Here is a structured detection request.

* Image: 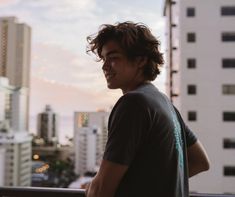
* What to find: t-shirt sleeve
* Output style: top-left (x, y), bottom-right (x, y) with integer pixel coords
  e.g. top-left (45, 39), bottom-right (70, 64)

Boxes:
top-left (174, 106), bottom-right (197, 147)
top-left (103, 94), bottom-right (151, 166)
top-left (184, 124), bottom-right (197, 147)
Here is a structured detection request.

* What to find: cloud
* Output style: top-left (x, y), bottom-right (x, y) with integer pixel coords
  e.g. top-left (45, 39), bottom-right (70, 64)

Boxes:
top-left (16, 0), bottom-right (97, 22)
top-left (32, 42), bottom-right (105, 91)
top-left (30, 75), bottom-right (121, 117)
top-left (0, 0), bottom-right (19, 6)
top-left (21, 0), bottom-right (96, 10)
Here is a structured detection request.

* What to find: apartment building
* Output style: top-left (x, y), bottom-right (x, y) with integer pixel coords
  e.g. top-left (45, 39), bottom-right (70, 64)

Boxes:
top-left (0, 16), bottom-right (31, 88)
top-left (0, 16), bottom-right (31, 130)
top-left (0, 16), bottom-right (32, 186)
top-left (164, 0), bottom-right (235, 193)
top-left (0, 77), bottom-right (32, 186)
top-left (74, 111), bottom-right (109, 175)
top-left (0, 132), bottom-right (32, 186)
top-left (0, 148), bottom-right (5, 186)
top-left (74, 127), bottom-right (102, 175)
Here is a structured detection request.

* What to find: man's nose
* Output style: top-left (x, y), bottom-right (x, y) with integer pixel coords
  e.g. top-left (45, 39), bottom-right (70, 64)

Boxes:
top-left (102, 59), bottom-right (110, 71)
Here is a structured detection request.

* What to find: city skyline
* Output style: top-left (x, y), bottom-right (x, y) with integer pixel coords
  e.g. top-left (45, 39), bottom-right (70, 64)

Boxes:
top-left (0, 0), bottom-right (166, 120)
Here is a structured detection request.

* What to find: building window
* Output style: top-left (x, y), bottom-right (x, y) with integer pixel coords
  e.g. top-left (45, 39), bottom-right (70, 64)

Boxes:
top-left (221, 6), bottom-right (235, 16)
top-left (223, 112), bottom-right (235, 121)
top-left (223, 84), bottom-right (235, 94)
top-left (224, 138), bottom-right (235, 149)
top-left (222, 32), bottom-right (235, 42)
top-left (223, 58), bottom-right (235, 68)
top-left (188, 111), bottom-right (197, 121)
top-left (188, 85), bottom-right (197, 95)
top-left (224, 166), bottom-right (235, 176)
top-left (187, 7), bottom-right (195, 17)
top-left (187, 33), bottom-right (196, 42)
top-left (187, 58), bottom-right (196, 68)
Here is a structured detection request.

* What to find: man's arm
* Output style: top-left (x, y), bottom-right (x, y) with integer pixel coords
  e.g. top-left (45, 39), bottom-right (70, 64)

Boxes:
top-left (86, 159), bottom-right (128, 197)
top-left (187, 140), bottom-right (210, 177)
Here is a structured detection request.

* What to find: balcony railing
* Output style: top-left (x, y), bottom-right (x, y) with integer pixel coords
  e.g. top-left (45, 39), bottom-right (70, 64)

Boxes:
top-left (0, 187), bottom-right (235, 197)
top-left (0, 187), bottom-right (85, 197)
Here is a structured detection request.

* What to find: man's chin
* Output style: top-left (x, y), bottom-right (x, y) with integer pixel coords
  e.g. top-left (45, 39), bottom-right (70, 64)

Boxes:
top-left (107, 84), bottom-right (118, 90)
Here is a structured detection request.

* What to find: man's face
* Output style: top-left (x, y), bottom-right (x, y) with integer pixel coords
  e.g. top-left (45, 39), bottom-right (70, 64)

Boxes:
top-left (101, 40), bottom-right (143, 94)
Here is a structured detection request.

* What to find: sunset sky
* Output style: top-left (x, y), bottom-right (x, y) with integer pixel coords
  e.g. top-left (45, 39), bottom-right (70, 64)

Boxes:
top-left (0, 0), bottom-right (166, 139)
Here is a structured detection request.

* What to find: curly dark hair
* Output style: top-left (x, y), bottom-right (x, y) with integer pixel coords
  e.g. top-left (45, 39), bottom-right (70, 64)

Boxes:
top-left (87, 21), bottom-right (164, 81)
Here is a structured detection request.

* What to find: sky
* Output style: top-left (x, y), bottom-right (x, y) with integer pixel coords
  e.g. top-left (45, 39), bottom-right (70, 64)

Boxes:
top-left (0, 0), bottom-right (166, 138)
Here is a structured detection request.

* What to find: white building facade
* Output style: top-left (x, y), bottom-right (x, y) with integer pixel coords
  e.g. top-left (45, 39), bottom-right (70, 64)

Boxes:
top-left (74, 111), bottom-right (109, 175)
top-left (0, 77), bottom-right (32, 186)
top-left (164, 0), bottom-right (235, 194)
top-left (74, 127), bottom-right (102, 175)
top-left (0, 132), bottom-right (32, 186)
top-left (0, 148), bottom-right (5, 186)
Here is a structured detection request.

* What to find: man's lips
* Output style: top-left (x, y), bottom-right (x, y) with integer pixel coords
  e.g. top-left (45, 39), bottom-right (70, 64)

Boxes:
top-left (104, 72), bottom-right (115, 80)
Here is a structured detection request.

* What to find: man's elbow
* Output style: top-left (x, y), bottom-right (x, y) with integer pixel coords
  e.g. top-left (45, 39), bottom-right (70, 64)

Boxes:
top-left (197, 156), bottom-right (210, 173)
top-left (202, 158), bottom-right (210, 172)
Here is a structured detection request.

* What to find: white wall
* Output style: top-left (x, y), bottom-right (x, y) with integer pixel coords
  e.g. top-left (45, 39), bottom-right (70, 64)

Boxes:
top-left (0, 148), bottom-right (5, 186)
top-left (165, 0), bottom-right (235, 193)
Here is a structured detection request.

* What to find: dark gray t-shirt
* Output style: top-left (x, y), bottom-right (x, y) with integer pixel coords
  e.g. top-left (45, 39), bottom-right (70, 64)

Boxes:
top-left (103, 83), bottom-right (197, 197)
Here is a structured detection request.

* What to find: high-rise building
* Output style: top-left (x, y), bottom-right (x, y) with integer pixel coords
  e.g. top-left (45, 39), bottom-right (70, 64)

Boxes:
top-left (0, 16), bottom-right (31, 88)
top-left (37, 105), bottom-right (58, 145)
top-left (0, 77), bottom-right (32, 186)
top-left (0, 148), bottom-right (5, 186)
top-left (0, 132), bottom-right (32, 186)
top-left (74, 127), bottom-right (102, 175)
top-left (0, 16), bottom-right (31, 130)
top-left (75, 111), bottom-right (109, 152)
top-left (74, 111), bottom-right (109, 175)
top-left (0, 77), bottom-right (28, 132)
top-left (0, 77), bottom-right (10, 132)
top-left (0, 16), bottom-right (32, 186)
top-left (164, 0), bottom-right (235, 193)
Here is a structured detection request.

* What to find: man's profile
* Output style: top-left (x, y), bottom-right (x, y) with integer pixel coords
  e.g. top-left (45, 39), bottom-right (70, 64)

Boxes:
top-left (85, 21), bottom-right (210, 197)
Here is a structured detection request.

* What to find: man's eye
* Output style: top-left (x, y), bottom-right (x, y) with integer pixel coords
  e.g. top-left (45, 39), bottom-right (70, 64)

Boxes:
top-left (109, 56), bottom-right (119, 60)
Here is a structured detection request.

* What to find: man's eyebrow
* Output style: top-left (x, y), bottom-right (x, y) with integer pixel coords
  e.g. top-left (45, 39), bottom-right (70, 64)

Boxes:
top-left (101, 50), bottom-right (120, 58)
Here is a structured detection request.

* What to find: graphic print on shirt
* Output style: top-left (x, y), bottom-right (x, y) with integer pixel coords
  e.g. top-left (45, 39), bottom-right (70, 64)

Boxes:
top-left (169, 105), bottom-right (184, 169)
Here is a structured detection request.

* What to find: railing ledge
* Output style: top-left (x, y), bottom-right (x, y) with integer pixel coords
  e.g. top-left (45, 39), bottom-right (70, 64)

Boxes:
top-left (0, 186), bottom-right (85, 197)
top-left (1, 186), bottom-right (235, 197)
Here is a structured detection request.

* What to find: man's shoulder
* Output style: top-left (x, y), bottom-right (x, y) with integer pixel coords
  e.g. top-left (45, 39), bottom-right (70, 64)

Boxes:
top-left (113, 93), bottom-right (145, 113)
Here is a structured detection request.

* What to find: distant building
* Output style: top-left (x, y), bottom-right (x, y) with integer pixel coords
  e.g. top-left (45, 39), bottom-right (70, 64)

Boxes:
top-left (0, 16), bottom-right (31, 130)
top-left (0, 77), bottom-right (10, 132)
top-left (74, 111), bottom-right (109, 175)
top-left (164, 0), bottom-right (235, 193)
top-left (0, 77), bottom-right (32, 186)
top-left (37, 105), bottom-right (58, 145)
top-left (0, 132), bottom-right (32, 186)
top-left (0, 148), bottom-right (5, 186)
top-left (0, 77), bottom-right (28, 132)
top-left (75, 111), bottom-right (109, 152)
top-left (74, 127), bottom-right (102, 175)
top-left (0, 17), bottom-right (32, 187)
top-left (0, 16), bottom-right (31, 88)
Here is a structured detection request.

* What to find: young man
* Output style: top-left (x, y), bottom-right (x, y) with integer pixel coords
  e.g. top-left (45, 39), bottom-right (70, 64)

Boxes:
top-left (86, 22), bottom-right (210, 197)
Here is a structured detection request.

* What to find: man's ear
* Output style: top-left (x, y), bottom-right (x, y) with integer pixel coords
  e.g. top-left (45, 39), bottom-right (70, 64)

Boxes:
top-left (136, 56), bottom-right (147, 68)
